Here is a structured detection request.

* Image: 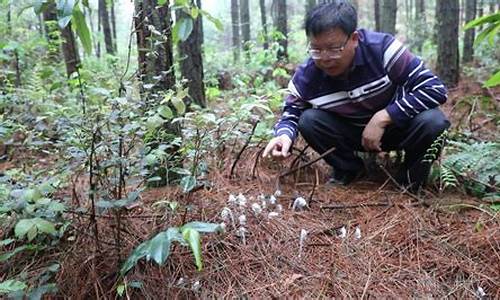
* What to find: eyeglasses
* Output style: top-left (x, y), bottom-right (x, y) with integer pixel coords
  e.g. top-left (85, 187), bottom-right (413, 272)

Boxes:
top-left (307, 35), bottom-right (351, 60)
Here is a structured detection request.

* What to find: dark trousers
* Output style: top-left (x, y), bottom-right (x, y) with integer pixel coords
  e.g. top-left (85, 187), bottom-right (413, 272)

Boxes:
top-left (298, 108), bottom-right (450, 188)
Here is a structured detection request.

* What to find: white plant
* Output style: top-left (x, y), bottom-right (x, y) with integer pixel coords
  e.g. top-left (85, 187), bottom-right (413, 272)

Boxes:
top-left (276, 204), bottom-right (283, 212)
top-left (269, 195), bottom-right (277, 205)
top-left (237, 193), bottom-right (247, 207)
top-left (274, 189), bottom-right (282, 197)
top-left (354, 226), bottom-right (361, 239)
top-left (338, 226), bottom-right (347, 239)
top-left (268, 212), bottom-right (279, 219)
top-left (292, 197), bottom-right (307, 211)
top-left (298, 229), bottom-right (308, 258)
top-left (238, 214), bottom-right (247, 226)
top-left (251, 203), bottom-right (262, 215)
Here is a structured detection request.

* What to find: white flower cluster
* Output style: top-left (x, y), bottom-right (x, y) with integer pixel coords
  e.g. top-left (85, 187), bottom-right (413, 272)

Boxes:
top-left (221, 191), bottom-right (285, 244)
top-left (337, 226), bottom-right (362, 240)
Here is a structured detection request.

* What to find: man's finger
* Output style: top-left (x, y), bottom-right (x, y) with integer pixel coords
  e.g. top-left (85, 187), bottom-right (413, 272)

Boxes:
top-left (281, 142), bottom-right (290, 157)
top-left (262, 141), bottom-right (275, 158)
top-left (272, 148), bottom-right (282, 157)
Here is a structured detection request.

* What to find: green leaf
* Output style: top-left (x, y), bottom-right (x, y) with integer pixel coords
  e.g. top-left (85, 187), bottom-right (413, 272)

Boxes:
top-left (182, 222), bottom-right (224, 233)
top-left (58, 15), bottom-right (72, 28)
top-left (34, 218), bottom-right (56, 235)
top-left (190, 7), bottom-right (199, 19)
top-left (0, 239), bottom-right (15, 247)
top-left (464, 12), bottom-right (500, 30)
top-left (173, 17), bottom-right (194, 43)
top-left (72, 5), bottom-right (92, 54)
top-left (146, 114), bottom-right (165, 130)
top-left (0, 246), bottom-right (27, 262)
top-left (33, 0), bottom-right (48, 14)
top-left (146, 232), bottom-right (171, 265)
top-left (158, 106), bottom-right (173, 119)
top-left (23, 188), bottom-right (42, 202)
top-left (484, 70), bottom-right (500, 88)
top-left (0, 279), bottom-right (27, 294)
top-left (15, 219), bottom-right (36, 239)
top-left (182, 228), bottom-right (202, 271)
top-left (200, 10), bottom-right (223, 31)
top-left (180, 175), bottom-right (196, 193)
top-left (473, 23), bottom-right (498, 47)
top-left (120, 241), bottom-right (149, 275)
top-left (117, 284), bottom-right (125, 297)
top-left (171, 97), bottom-right (186, 115)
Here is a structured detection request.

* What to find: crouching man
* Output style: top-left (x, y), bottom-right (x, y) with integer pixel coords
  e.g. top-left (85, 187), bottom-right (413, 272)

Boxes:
top-left (263, 1), bottom-right (450, 192)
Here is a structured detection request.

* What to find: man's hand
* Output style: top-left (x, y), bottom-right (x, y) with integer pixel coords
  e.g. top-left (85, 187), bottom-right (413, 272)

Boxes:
top-left (362, 109), bottom-right (392, 152)
top-left (262, 135), bottom-right (293, 158)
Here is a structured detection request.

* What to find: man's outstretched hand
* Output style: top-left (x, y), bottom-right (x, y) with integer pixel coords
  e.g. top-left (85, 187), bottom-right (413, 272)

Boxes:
top-left (262, 135), bottom-right (292, 158)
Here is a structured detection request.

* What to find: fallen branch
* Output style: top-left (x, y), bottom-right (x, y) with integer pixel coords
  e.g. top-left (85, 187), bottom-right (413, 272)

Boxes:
top-left (230, 121), bottom-right (260, 177)
top-left (279, 146), bottom-right (336, 178)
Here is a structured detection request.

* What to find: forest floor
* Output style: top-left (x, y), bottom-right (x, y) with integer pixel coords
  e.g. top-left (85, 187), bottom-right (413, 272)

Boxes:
top-left (1, 79), bottom-right (498, 298)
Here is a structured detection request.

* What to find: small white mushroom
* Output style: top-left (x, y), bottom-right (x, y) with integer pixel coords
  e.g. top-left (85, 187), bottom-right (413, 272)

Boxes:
top-left (268, 212), bottom-right (279, 218)
top-left (238, 214), bottom-right (247, 226)
top-left (251, 203), bottom-right (262, 215)
top-left (274, 189), bottom-right (282, 197)
top-left (228, 194), bottom-right (237, 205)
top-left (269, 195), bottom-right (277, 205)
top-left (220, 207), bottom-right (231, 221)
top-left (191, 281), bottom-right (201, 292)
top-left (276, 204), bottom-right (283, 212)
top-left (298, 229), bottom-right (308, 258)
top-left (292, 197), bottom-right (307, 211)
top-left (338, 226), bottom-right (347, 239)
top-left (237, 193), bottom-right (247, 207)
top-left (476, 286), bottom-right (486, 298)
top-left (237, 227), bottom-right (247, 244)
top-left (176, 277), bottom-right (185, 286)
top-left (354, 226), bottom-right (361, 239)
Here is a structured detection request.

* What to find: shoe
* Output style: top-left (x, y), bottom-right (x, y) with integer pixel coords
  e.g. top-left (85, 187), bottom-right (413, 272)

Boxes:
top-left (328, 167), bottom-right (365, 186)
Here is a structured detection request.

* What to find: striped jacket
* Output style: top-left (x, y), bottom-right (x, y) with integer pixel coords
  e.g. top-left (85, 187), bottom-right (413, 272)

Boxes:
top-left (274, 29), bottom-right (448, 141)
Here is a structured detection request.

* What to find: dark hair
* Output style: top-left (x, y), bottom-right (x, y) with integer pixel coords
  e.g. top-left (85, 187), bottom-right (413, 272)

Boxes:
top-left (305, 1), bottom-right (358, 37)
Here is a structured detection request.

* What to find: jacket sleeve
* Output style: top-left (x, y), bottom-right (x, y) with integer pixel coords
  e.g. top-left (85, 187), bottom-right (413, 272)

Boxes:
top-left (273, 75), bottom-right (311, 141)
top-left (383, 38), bottom-right (448, 127)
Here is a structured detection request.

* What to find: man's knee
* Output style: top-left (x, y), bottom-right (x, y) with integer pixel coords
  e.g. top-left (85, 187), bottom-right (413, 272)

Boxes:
top-left (414, 109), bottom-right (450, 139)
top-left (298, 109), bottom-right (322, 137)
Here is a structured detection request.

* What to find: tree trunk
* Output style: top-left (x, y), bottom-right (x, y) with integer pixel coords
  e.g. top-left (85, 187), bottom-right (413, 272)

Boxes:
top-left (414, 0), bottom-right (425, 53)
top-left (436, 0), bottom-right (460, 87)
top-left (85, 6), bottom-right (98, 56)
top-left (134, 0), bottom-right (175, 91)
top-left (462, 0), bottom-right (476, 63)
top-left (380, 0), bottom-right (397, 35)
top-left (259, 0), bottom-right (269, 49)
top-left (477, 0), bottom-right (483, 30)
top-left (7, 3), bottom-right (12, 34)
top-left (306, 0), bottom-right (316, 13)
top-left (111, 0), bottom-right (117, 51)
top-left (99, 0), bottom-right (114, 54)
top-left (273, 0), bottom-right (288, 62)
top-left (240, 0), bottom-right (250, 60)
top-left (60, 22), bottom-right (81, 77)
top-left (374, 0), bottom-right (381, 31)
top-left (42, 2), bottom-right (60, 60)
top-left (177, 0), bottom-right (206, 108)
top-left (231, 0), bottom-right (241, 62)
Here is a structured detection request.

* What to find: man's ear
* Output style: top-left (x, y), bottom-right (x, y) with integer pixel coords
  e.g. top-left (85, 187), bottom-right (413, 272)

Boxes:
top-left (351, 31), bottom-right (359, 46)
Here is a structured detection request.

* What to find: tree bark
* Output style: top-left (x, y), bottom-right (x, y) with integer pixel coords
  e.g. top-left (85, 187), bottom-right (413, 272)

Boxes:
top-left (111, 0), bottom-right (117, 51)
top-left (273, 0), bottom-right (288, 62)
top-left (42, 2), bottom-right (60, 60)
top-left (436, 0), bottom-right (460, 87)
top-left (7, 3), bottom-right (12, 34)
top-left (259, 0), bottom-right (269, 49)
top-left (99, 0), bottom-right (114, 54)
top-left (240, 0), bottom-right (250, 60)
top-left (177, 0), bottom-right (206, 108)
top-left (414, 0), bottom-right (425, 53)
top-left (374, 0), bottom-right (381, 31)
top-left (134, 0), bottom-right (175, 91)
top-left (60, 22), bottom-right (81, 77)
top-left (306, 0), bottom-right (316, 13)
top-left (380, 0), bottom-right (397, 35)
top-left (462, 0), bottom-right (476, 63)
top-left (231, 0), bottom-right (241, 62)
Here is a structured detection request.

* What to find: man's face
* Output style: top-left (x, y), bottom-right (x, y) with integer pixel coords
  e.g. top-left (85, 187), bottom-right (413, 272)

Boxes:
top-left (308, 28), bottom-right (358, 77)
